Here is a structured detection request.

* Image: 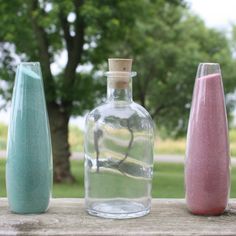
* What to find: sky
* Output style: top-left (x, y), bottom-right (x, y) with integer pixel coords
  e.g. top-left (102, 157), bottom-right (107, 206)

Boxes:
top-left (187, 0), bottom-right (236, 30)
top-left (1, 0), bottom-right (236, 127)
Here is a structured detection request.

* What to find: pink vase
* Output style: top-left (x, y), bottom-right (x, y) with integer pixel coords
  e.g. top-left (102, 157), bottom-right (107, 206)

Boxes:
top-left (185, 63), bottom-right (230, 215)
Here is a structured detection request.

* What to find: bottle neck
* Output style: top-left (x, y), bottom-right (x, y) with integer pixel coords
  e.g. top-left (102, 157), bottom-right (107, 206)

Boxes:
top-left (107, 77), bottom-right (133, 102)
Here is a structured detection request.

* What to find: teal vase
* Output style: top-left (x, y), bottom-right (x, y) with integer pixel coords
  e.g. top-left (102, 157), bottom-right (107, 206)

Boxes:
top-left (6, 62), bottom-right (53, 214)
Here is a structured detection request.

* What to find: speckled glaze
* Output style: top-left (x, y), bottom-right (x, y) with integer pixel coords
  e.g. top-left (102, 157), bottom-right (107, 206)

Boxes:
top-left (6, 62), bottom-right (53, 214)
top-left (185, 63), bottom-right (230, 216)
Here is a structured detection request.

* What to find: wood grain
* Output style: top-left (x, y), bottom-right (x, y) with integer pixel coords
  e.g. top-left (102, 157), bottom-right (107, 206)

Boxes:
top-left (0, 198), bottom-right (236, 236)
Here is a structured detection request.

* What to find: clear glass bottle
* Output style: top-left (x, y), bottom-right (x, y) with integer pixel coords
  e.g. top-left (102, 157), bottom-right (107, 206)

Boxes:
top-left (84, 58), bottom-right (155, 219)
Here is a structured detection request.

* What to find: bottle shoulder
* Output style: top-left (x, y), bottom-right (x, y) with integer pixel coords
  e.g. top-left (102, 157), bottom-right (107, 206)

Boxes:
top-left (130, 102), bottom-right (153, 119)
top-left (85, 101), bottom-right (155, 132)
top-left (86, 101), bottom-right (152, 119)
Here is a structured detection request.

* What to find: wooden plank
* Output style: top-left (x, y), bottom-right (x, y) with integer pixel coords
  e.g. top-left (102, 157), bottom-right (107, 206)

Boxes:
top-left (0, 198), bottom-right (236, 235)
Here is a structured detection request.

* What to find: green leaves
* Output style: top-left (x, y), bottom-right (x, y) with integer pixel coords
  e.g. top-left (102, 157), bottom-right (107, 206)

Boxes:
top-left (0, 0), bottom-right (235, 137)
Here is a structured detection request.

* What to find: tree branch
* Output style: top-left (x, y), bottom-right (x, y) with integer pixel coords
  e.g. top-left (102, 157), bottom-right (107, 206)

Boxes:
top-left (62, 0), bottom-right (85, 109)
top-left (30, 0), bottom-right (56, 101)
top-left (136, 71), bottom-right (145, 107)
top-left (137, 63), bottom-right (156, 108)
top-left (151, 100), bottom-right (177, 118)
top-left (151, 104), bottom-right (165, 118)
top-left (70, 0), bottom-right (85, 69)
top-left (59, 10), bottom-right (72, 51)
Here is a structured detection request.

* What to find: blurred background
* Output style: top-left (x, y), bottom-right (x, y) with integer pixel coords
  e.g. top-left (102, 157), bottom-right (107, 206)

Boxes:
top-left (0, 0), bottom-right (236, 198)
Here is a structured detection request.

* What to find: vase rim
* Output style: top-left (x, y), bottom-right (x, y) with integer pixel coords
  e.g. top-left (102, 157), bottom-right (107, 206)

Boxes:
top-left (199, 62), bottom-right (219, 66)
top-left (20, 62), bottom-right (40, 66)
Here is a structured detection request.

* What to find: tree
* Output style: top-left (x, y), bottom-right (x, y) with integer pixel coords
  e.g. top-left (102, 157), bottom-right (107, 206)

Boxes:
top-left (0, 0), bottom-right (155, 182)
top-left (0, 0), bottom-right (235, 183)
top-left (112, 2), bottom-right (236, 136)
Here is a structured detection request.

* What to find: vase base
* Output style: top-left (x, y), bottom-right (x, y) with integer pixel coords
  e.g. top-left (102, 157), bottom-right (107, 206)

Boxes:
top-left (188, 208), bottom-right (226, 216)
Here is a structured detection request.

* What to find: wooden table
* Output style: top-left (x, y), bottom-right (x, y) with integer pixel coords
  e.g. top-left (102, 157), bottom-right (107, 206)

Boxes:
top-left (1, 198), bottom-right (236, 235)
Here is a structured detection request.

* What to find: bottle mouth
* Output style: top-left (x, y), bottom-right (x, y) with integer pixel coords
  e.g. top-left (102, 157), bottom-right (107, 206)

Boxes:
top-left (105, 71), bottom-right (137, 78)
top-left (196, 63), bottom-right (221, 78)
top-left (18, 62), bottom-right (41, 79)
top-left (20, 62), bottom-right (40, 66)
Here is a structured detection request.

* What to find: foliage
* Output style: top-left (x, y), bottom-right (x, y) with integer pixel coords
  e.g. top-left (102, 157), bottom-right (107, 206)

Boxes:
top-left (110, 3), bottom-right (236, 136)
top-left (0, 0), bottom-right (235, 169)
top-left (0, 0), bottom-right (146, 112)
top-left (0, 0), bottom-right (151, 181)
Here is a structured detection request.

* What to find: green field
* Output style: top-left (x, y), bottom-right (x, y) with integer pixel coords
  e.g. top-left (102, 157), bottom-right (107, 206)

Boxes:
top-left (1, 122), bottom-right (236, 198)
top-left (1, 123), bottom-right (236, 155)
top-left (1, 159), bottom-right (236, 198)
top-left (70, 125), bottom-right (236, 156)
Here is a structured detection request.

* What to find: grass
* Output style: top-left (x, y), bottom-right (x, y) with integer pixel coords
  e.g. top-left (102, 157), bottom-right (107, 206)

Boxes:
top-left (69, 126), bottom-right (84, 152)
top-left (155, 137), bottom-right (186, 155)
top-left (0, 123), bottom-right (8, 150)
top-left (1, 159), bottom-right (236, 198)
top-left (53, 160), bottom-right (84, 198)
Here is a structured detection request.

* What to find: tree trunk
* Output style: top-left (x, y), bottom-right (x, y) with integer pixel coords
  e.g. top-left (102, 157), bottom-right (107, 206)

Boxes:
top-left (47, 102), bottom-right (75, 183)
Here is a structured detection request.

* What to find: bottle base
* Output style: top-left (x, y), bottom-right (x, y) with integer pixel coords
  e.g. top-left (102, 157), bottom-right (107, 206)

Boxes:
top-left (8, 200), bottom-right (50, 214)
top-left (187, 204), bottom-right (227, 216)
top-left (10, 209), bottom-right (48, 215)
top-left (86, 200), bottom-right (150, 219)
top-left (188, 207), bottom-right (226, 216)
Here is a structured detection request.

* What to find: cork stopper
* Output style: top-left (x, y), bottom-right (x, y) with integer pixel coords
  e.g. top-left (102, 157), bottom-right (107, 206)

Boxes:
top-left (107, 58), bottom-right (133, 89)
top-left (108, 58), bottom-right (132, 72)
